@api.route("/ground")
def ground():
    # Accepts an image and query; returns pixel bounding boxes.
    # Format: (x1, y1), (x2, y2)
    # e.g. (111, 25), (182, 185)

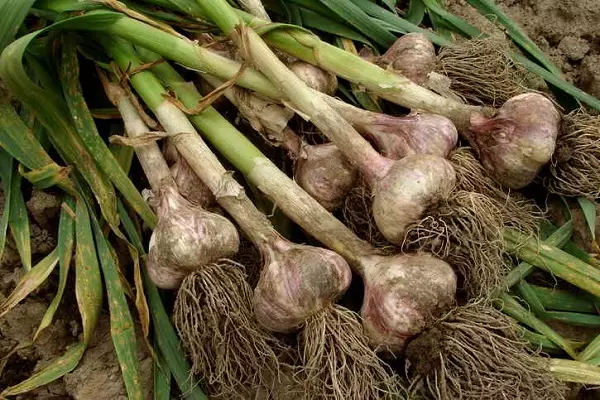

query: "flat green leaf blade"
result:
(529, 285), (597, 314)
(0, 0), (37, 51)
(91, 215), (143, 399)
(154, 343), (172, 400)
(60, 37), (157, 228)
(579, 334), (600, 363)
(295, 6), (372, 45)
(576, 197), (596, 243)
(1, 342), (86, 396)
(0, 31), (119, 228)
(405, 0), (425, 25)
(318, 0), (396, 47)
(498, 293), (577, 358)
(8, 167), (31, 270)
(0, 149), (13, 262)
(0, 97), (71, 183)
(0, 247), (59, 318)
(34, 196), (76, 340)
(75, 198), (103, 344)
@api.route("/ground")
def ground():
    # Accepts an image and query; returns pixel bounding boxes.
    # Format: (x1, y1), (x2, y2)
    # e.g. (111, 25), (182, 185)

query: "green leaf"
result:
(0, 247), (59, 318)
(422, 0), (480, 37)
(517, 281), (600, 328)
(74, 197), (103, 344)
(497, 293), (577, 358)
(1, 342), (86, 396)
(405, 0), (425, 25)
(59, 36), (157, 229)
(347, 0), (449, 45)
(579, 334), (600, 364)
(34, 196), (76, 340)
(0, 150), (13, 262)
(504, 230), (600, 298)
(318, 0), (397, 47)
(576, 197), (596, 243)
(0, 29), (119, 229)
(0, 0), (37, 52)
(118, 205), (208, 400)
(153, 342), (172, 400)
(8, 165), (31, 270)
(293, 5), (372, 45)
(463, 0), (560, 76)
(501, 220), (573, 289)
(91, 213), (143, 399)
(529, 285), (597, 314)
(381, 0), (397, 13)
(0, 97), (74, 195)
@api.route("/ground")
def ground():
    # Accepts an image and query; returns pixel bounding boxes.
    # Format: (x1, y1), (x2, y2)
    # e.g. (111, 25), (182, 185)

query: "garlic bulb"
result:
(361, 252), (457, 354)
(253, 237), (352, 332)
(361, 113), (458, 159)
(372, 154), (456, 244)
(294, 143), (359, 210)
(147, 184), (240, 288)
(467, 93), (560, 189)
(380, 33), (436, 85)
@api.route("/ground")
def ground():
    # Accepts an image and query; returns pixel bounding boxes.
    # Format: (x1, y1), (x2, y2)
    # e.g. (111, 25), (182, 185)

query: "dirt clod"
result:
(26, 190), (61, 230)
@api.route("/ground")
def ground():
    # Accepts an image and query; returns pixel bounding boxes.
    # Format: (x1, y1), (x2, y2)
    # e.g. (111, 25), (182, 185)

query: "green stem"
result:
(504, 230), (600, 297)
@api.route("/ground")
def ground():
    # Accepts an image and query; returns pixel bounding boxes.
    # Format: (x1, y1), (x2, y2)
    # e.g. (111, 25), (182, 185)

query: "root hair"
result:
(299, 305), (406, 400)
(401, 190), (509, 298)
(174, 260), (284, 399)
(450, 147), (543, 234)
(437, 38), (531, 107)
(406, 300), (568, 400)
(342, 178), (396, 253)
(546, 109), (600, 199)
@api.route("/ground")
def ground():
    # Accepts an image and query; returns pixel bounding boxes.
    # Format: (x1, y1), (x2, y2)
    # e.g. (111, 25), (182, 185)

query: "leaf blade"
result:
(60, 37), (157, 228)
(34, 196), (76, 340)
(91, 214), (143, 400)
(0, 248), (59, 318)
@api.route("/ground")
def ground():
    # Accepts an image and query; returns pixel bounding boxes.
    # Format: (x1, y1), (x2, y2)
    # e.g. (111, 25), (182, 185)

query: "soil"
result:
(443, 0), (600, 97)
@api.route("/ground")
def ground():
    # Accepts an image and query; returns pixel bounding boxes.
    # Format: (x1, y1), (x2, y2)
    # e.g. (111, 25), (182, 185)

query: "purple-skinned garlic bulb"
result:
(379, 33), (436, 85)
(361, 252), (457, 353)
(466, 93), (560, 189)
(147, 184), (240, 289)
(294, 143), (359, 211)
(252, 235), (352, 332)
(372, 154), (456, 244)
(289, 61), (338, 95)
(360, 113), (458, 159)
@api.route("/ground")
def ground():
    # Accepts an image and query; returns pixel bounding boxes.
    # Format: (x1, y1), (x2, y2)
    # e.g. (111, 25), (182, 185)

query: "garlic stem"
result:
(103, 80), (174, 192)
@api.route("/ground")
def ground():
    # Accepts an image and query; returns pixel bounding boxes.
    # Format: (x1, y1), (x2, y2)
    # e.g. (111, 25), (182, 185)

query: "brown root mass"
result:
(405, 301), (567, 400)
(342, 179), (396, 252)
(299, 305), (406, 400)
(174, 260), (284, 399)
(401, 190), (508, 298)
(450, 147), (543, 234)
(546, 109), (600, 199)
(437, 38), (530, 107)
